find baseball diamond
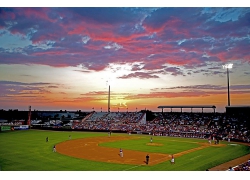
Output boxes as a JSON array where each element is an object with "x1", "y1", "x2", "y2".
[
  {"x1": 56, "y1": 136, "x2": 226, "y2": 166},
  {"x1": 0, "y1": 130, "x2": 249, "y2": 171}
]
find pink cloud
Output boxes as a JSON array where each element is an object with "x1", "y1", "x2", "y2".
[
  {"x1": 67, "y1": 20, "x2": 148, "y2": 45},
  {"x1": 144, "y1": 16, "x2": 191, "y2": 39},
  {"x1": 0, "y1": 10, "x2": 16, "y2": 19},
  {"x1": 123, "y1": 90, "x2": 250, "y2": 100},
  {"x1": 18, "y1": 8, "x2": 55, "y2": 23},
  {"x1": 31, "y1": 50, "x2": 68, "y2": 56}
]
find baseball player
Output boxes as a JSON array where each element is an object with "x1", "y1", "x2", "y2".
[
  {"x1": 146, "y1": 154, "x2": 149, "y2": 165},
  {"x1": 120, "y1": 148, "x2": 123, "y2": 157},
  {"x1": 171, "y1": 154, "x2": 175, "y2": 164},
  {"x1": 53, "y1": 145, "x2": 56, "y2": 152}
]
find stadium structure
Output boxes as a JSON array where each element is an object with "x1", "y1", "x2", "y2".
[{"x1": 158, "y1": 105, "x2": 216, "y2": 113}]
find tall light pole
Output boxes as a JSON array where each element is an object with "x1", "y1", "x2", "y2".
[
  {"x1": 106, "y1": 78, "x2": 114, "y2": 113},
  {"x1": 106, "y1": 80, "x2": 111, "y2": 113},
  {"x1": 108, "y1": 84, "x2": 110, "y2": 112},
  {"x1": 222, "y1": 63, "x2": 233, "y2": 106}
]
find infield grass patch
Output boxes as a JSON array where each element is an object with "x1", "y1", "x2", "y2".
[{"x1": 99, "y1": 136, "x2": 200, "y2": 154}]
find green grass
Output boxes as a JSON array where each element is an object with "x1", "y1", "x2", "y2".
[
  {"x1": 0, "y1": 129, "x2": 249, "y2": 171},
  {"x1": 100, "y1": 136, "x2": 200, "y2": 154}
]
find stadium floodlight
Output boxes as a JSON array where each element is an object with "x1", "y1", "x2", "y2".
[
  {"x1": 222, "y1": 63, "x2": 233, "y2": 106},
  {"x1": 106, "y1": 80, "x2": 111, "y2": 113},
  {"x1": 108, "y1": 85, "x2": 110, "y2": 112},
  {"x1": 106, "y1": 78, "x2": 115, "y2": 113}
]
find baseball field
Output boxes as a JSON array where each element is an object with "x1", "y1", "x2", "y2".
[{"x1": 0, "y1": 129, "x2": 249, "y2": 171}]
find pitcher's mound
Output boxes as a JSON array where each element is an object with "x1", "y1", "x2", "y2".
[{"x1": 147, "y1": 143, "x2": 163, "y2": 146}]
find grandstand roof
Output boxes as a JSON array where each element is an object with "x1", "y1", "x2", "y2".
[{"x1": 158, "y1": 105, "x2": 216, "y2": 109}]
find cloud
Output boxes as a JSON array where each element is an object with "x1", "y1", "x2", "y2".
[
  {"x1": 0, "y1": 80, "x2": 50, "y2": 86},
  {"x1": 118, "y1": 72, "x2": 159, "y2": 79},
  {"x1": 73, "y1": 69, "x2": 92, "y2": 73},
  {"x1": 123, "y1": 91, "x2": 211, "y2": 100},
  {"x1": 161, "y1": 84, "x2": 250, "y2": 91},
  {"x1": 112, "y1": 102, "x2": 128, "y2": 109},
  {"x1": 80, "y1": 91, "x2": 108, "y2": 96},
  {"x1": 163, "y1": 67, "x2": 185, "y2": 76},
  {"x1": 104, "y1": 42, "x2": 123, "y2": 50},
  {"x1": 47, "y1": 85, "x2": 59, "y2": 88},
  {"x1": 122, "y1": 89, "x2": 250, "y2": 100},
  {"x1": 0, "y1": 80, "x2": 59, "y2": 98},
  {"x1": 0, "y1": 7, "x2": 250, "y2": 73},
  {"x1": 67, "y1": 8, "x2": 141, "y2": 25},
  {"x1": 131, "y1": 63, "x2": 144, "y2": 71},
  {"x1": 82, "y1": 36, "x2": 90, "y2": 44}
]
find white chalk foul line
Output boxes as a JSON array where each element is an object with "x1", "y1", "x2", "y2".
[{"x1": 123, "y1": 156, "x2": 169, "y2": 171}]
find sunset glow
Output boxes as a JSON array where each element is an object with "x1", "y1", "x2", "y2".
[{"x1": 0, "y1": 4, "x2": 250, "y2": 112}]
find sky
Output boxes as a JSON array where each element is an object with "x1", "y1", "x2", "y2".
[{"x1": 0, "y1": 2, "x2": 250, "y2": 112}]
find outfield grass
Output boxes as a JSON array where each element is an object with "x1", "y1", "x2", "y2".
[{"x1": 0, "y1": 129, "x2": 249, "y2": 171}]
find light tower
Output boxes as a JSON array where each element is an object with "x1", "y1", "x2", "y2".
[
  {"x1": 107, "y1": 81, "x2": 110, "y2": 113},
  {"x1": 222, "y1": 63, "x2": 233, "y2": 106}
]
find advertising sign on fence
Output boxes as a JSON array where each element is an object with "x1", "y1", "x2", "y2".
[
  {"x1": 20, "y1": 125, "x2": 29, "y2": 129},
  {"x1": 14, "y1": 125, "x2": 29, "y2": 130},
  {"x1": 0, "y1": 126, "x2": 11, "y2": 131}
]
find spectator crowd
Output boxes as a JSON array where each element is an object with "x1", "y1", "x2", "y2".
[
  {"x1": 228, "y1": 159, "x2": 250, "y2": 171},
  {"x1": 70, "y1": 111, "x2": 250, "y2": 143}
]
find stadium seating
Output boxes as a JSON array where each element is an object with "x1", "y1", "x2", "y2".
[{"x1": 53, "y1": 112, "x2": 250, "y2": 143}]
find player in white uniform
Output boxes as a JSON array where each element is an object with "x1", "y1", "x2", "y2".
[
  {"x1": 53, "y1": 145, "x2": 56, "y2": 152},
  {"x1": 171, "y1": 154, "x2": 175, "y2": 164},
  {"x1": 120, "y1": 148, "x2": 123, "y2": 157}
]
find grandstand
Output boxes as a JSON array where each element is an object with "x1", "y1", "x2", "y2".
[
  {"x1": 71, "y1": 111, "x2": 146, "y2": 131},
  {"x1": 86, "y1": 112, "x2": 108, "y2": 122},
  {"x1": 1, "y1": 107, "x2": 249, "y2": 143}
]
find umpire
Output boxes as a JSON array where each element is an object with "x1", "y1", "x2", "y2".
[{"x1": 146, "y1": 154, "x2": 149, "y2": 165}]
